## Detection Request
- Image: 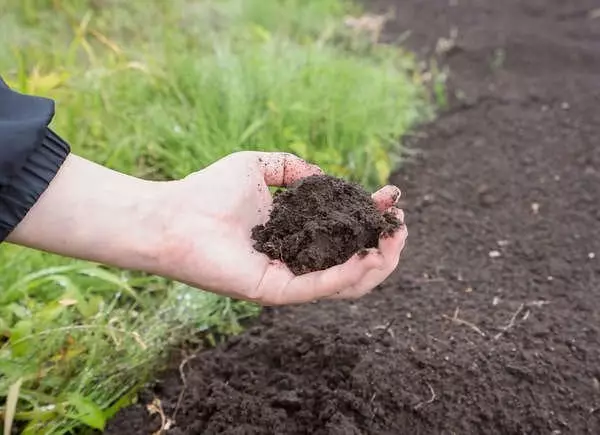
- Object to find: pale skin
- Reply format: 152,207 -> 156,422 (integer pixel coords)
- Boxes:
7,151 -> 407,306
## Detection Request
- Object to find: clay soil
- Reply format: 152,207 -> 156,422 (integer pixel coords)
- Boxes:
106,0 -> 600,433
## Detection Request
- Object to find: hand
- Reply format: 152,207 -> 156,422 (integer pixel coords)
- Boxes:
8,152 -> 407,306
152,151 -> 407,305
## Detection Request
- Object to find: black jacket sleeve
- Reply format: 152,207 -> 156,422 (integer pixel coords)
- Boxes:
0,76 -> 70,242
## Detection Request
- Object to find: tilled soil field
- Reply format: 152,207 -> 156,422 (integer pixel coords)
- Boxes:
106,0 -> 600,433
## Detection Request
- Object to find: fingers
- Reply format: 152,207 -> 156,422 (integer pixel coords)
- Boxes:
372,185 -> 401,212
255,248 -> 386,306
255,152 -> 324,187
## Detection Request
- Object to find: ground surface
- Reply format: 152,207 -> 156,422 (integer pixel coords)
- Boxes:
252,175 -> 401,275
105,0 -> 600,433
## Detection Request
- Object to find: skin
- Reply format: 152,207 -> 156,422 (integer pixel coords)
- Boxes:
7,151 -> 407,306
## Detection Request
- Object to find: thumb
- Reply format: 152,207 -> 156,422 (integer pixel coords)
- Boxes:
255,152 -> 324,187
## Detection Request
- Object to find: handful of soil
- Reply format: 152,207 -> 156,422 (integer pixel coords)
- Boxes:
251,174 -> 401,275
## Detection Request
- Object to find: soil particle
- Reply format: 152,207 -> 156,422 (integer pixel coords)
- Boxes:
105,0 -> 600,434
251,174 -> 400,275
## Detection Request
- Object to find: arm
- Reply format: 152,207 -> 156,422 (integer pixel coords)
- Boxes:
6,154 -> 166,273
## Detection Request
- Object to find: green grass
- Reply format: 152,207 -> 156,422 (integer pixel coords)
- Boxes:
0,0 -> 438,433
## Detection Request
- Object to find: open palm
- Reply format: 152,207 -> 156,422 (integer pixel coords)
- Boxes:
153,151 -> 407,305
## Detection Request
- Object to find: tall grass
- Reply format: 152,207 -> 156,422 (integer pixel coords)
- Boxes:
0,0 -> 436,433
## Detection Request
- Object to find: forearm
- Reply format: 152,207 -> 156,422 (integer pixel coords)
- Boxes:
7,154 -> 166,272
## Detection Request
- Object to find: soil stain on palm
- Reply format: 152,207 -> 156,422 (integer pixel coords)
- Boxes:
251,174 -> 400,275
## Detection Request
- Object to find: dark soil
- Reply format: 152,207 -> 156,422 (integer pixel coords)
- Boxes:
105,0 -> 600,434
251,174 -> 401,275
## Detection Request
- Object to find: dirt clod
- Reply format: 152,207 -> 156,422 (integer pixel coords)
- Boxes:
251,174 -> 400,275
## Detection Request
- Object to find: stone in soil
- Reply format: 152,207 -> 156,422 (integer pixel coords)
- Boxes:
251,174 -> 400,275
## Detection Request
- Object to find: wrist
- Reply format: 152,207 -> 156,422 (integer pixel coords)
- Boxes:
99,176 -> 170,273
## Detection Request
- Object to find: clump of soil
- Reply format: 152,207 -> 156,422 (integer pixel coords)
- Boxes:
251,174 -> 400,275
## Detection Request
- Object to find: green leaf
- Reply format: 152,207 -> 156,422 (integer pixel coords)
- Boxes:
42,275 -> 92,318
79,268 -> 141,303
26,68 -> 69,95
36,301 -> 67,323
102,389 -> 138,420
0,355 -> 29,378
249,24 -> 272,42
6,303 -> 30,320
9,320 -> 33,357
66,393 -> 106,430
6,265 -> 86,292
2,266 -> 85,304
375,158 -> 391,186
86,295 -> 105,317
238,117 -> 267,147
0,316 -> 7,334
20,422 -> 39,435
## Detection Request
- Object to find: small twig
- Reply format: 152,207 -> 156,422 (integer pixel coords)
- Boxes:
373,318 -> 396,338
131,331 -> 147,350
414,383 -> 436,410
369,392 -> 377,405
527,300 -> 551,308
171,354 -> 197,423
412,277 -> 446,284
442,307 -> 487,337
427,334 -> 450,347
494,303 -> 525,340
147,398 -> 172,435
493,300 -> 550,340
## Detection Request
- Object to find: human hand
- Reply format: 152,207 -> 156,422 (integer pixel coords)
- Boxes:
8,151 -> 406,306
152,151 -> 407,305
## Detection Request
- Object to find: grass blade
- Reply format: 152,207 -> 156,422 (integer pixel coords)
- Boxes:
4,377 -> 23,435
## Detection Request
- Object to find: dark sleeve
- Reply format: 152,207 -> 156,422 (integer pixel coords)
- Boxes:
0,76 -> 70,242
